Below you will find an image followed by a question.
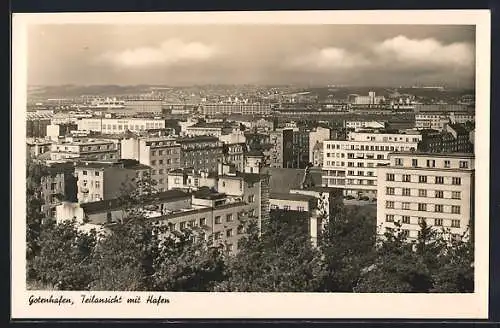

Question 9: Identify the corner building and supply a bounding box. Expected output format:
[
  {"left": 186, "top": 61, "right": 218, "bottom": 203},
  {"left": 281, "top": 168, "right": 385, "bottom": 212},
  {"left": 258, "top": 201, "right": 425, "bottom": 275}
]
[{"left": 376, "top": 152, "right": 474, "bottom": 241}]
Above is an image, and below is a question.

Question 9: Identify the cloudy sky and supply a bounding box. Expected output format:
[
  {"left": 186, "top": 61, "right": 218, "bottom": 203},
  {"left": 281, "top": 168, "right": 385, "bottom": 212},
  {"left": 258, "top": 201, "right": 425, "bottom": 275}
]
[{"left": 27, "top": 24, "right": 475, "bottom": 87}]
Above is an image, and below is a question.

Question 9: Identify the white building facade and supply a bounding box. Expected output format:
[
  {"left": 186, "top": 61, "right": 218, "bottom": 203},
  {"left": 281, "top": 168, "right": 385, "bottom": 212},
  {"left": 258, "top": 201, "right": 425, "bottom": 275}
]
[
  {"left": 376, "top": 152, "right": 474, "bottom": 241},
  {"left": 77, "top": 118, "right": 166, "bottom": 134},
  {"left": 322, "top": 130, "right": 422, "bottom": 198}
]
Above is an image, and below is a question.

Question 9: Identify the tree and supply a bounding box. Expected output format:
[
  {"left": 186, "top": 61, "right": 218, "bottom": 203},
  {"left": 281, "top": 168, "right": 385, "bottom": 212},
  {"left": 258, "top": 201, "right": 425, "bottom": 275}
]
[
  {"left": 27, "top": 219, "right": 97, "bottom": 290},
  {"left": 26, "top": 161, "right": 49, "bottom": 261},
  {"left": 215, "top": 209, "right": 326, "bottom": 292},
  {"left": 319, "top": 200, "right": 377, "bottom": 292}
]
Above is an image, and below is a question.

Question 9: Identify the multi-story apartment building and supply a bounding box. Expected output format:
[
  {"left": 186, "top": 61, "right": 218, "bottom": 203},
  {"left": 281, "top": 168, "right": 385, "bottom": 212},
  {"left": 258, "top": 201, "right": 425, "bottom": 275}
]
[
  {"left": 75, "top": 159, "right": 151, "bottom": 203},
  {"left": 269, "top": 130, "right": 284, "bottom": 168},
  {"left": 309, "top": 127, "right": 331, "bottom": 165},
  {"left": 40, "top": 162, "right": 78, "bottom": 218},
  {"left": 223, "top": 143, "right": 246, "bottom": 172},
  {"left": 50, "top": 138, "right": 120, "bottom": 161},
  {"left": 177, "top": 136, "right": 224, "bottom": 173},
  {"left": 124, "top": 99, "right": 163, "bottom": 115},
  {"left": 121, "top": 136, "right": 181, "bottom": 191},
  {"left": 377, "top": 152, "right": 474, "bottom": 241},
  {"left": 77, "top": 117, "right": 166, "bottom": 134},
  {"left": 322, "top": 130, "right": 422, "bottom": 198},
  {"left": 418, "top": 124, "right": 474, "bottom": 154},
  {"left": 167, "top": 169, "right": 218, "bottom": 191}
]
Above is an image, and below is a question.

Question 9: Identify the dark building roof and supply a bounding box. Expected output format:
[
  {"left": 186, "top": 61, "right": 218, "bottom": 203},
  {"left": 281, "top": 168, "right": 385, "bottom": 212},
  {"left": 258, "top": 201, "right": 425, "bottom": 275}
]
[
  {"left": 80, "top": 189, "right": 190, "bottom": 214},
  {"left": 261, "top": 167, "right": 323, "bottom": 193},
  {"left": 270, "top": 192, "right": 316, "bottom": 202},
  {"left": 177, "top": 135, "right": 220, "bottom": 143}
]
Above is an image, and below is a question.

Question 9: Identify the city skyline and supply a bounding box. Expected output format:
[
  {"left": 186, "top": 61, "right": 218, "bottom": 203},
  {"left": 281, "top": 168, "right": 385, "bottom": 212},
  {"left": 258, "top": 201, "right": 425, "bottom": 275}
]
[{"left": 28, "top": 24, "right": 475, "bottom": 88}]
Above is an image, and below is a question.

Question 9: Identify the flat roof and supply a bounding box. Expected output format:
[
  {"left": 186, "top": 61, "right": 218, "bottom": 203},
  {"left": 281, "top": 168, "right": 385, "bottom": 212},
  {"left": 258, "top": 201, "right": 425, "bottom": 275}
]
[{"left": 270, "top": 193, "right": 316, "bottom": 202}]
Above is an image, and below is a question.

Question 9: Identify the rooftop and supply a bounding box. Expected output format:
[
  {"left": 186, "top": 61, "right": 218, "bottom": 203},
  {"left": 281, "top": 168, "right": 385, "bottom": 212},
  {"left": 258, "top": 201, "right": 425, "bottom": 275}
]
[
  {"left": 270, "top": 192, "right": 317, "bottom": 202},
  {"left": 261, "top": 167, "right": 323, "bottom": 193}
]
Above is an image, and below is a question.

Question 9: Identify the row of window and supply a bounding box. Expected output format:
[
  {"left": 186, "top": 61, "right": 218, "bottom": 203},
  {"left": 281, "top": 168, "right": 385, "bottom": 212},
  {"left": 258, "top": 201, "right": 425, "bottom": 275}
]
[
  {"left": 102, "top": 123, "right": 163, "bottom": 131},
  {"left": 385, "top": 201, "right": 461, "bottom": 214},
  {"left": 385, "top": 215, "right": 462, "bottom": 228},
  {"left": 385, "top": 187, "right": 461, "bottom": 199},
  {"left": 151, "top": 149, "right": 179, "bottom": 156},
  {"left": 394, "top": 158, "right": 470, "bottom": 169},
  {"left": 326, "top": 143, "right": 417, "bottom": 151},
  {"left": 270, "top": 204, "right": 306, "bottom": 211},
  {"left": 386, "top": 174, "right": 462, "bottom": 185},
  {"left": 81, "top": 170, "right": 100, "bottom": 176}
]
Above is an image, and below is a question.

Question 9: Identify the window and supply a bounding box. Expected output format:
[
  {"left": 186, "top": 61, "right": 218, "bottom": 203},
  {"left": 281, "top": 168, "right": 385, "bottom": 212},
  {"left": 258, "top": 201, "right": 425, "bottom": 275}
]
[
  {"left": 434, "top": 218, "right": 443, "bottom": 226},
  {"left": 386, "top": 187, "right": 395, "bottom": 195},
  {"left": 226, "top": 229, "right": 233, "bottom": 237},
  {"left": 451, "top": 219, "right": 461, "bottom": 228},
  {"left": 386, "top": 173, "right": 395, "bottom": 181},
  {"left": 418, "top": 203, "right": 427, "bottom": 211},
  {"left": 386, "top": 201, "right": 394, "bottom": 209},
  {"left": 385, "top": 214, "right": 394, "bottom": 222},
  {"left": 418, "top": 189, "right": 427, "bottom": 197},
  {"left": 95, "top": 181, "right": 100, "bottom": 188},
  {"left": 214, "top": 232, "right": 222, "bottom": 240},
  {"left": 444, "top": 160, "right": 451, "bottom": 168},
  {"left": 106, "top": 212, "right": 112, "bottom": 222},
  {"left": 283, "top": 205, "right": 290, "bottom": 211},
  {"left": 82, "top": 170, "right": 87, "bottom": 176},
  {"left": 180, "top": 222, "right": 186, "bottom": 230},
  {"left": 159, "top": 160, "right": 164, "bottom": 165},
  {"left": 199, "top": 218, "right": 206, "bottom": 226},
  {"left": 189, "top": 219, "right": 196, "bottom": 227},
  {"left": 451, "top": 206, "right": 461, "bottom": 214},
  {"left": 402, "top": 174, "right": 411, "bottom": 182},
  {"left": 435, "top": 176, "right": 444, "bottom": 184},
  {"left": 402, "top": 202, "right": 410, "bottom": 210},
  {"left": 395, "top": 158, "right": 403, "bottom": 166},
  {"left": 402, "top": 229, "right": 410, "bottom": 238},
  {"left": 435, "top": 190, "right": 444, "bottom": 198},
  {"left": 452, "top": 191, "right": 461, "bottom": 199},
  {"left": 459, "top": 161, "right": 469, "bottom": 168},
  {"left": 402, "top": 188, "right": 411, "bottom": 196},
  {"left": 151, "top": 160, "right": 156, "bottom": 165},
  {"left": 418, "top": 217, "right": 427, "bottom": 225},
  {"left": 435, "top": 204, "right": 444, "bottom": 213},
  {"left": 226, "top": 214, "right": 233, "bottom": 222},
  {"left": 226, "top": 244, "right": 234, "bottom": 252},
  {"left": 95, "top": 171, "right": 100, "bottom": 176},
  {"left": 248, "top": 195, "right": 255, "bottom": 203},
  {"left": 215, "top": 216, "right": 221, "bottom": 224},
  {"left": 427, "top": 160, "right": 436, "bottom": 168},
  {"left": 412, "top": 159, "right": 418, "bottom": 167},
  {"left": 452, "top": 177, "right": 462, "bottom": 185},
  {"left": 419, "top": 175, "right": 427, "bottom": 183},
  {"left": 402, "top": 216, "right": 410, "bottom": 224},
  {"left": 297, "top": 206, "right": 305, "bottom": 211}
]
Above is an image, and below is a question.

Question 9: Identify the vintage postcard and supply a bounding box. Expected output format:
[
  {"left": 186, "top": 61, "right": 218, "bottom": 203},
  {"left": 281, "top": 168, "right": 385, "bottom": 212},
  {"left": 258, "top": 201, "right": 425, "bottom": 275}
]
[{"left": 11, "top": 10, "right": 490, "bottom": 319}]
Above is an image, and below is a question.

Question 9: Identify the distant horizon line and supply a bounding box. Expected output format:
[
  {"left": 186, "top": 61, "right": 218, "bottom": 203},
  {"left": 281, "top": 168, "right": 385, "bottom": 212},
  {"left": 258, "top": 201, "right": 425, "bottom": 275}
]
[{"left": 28, "top": 83, "right": 475, "bottom": 90}]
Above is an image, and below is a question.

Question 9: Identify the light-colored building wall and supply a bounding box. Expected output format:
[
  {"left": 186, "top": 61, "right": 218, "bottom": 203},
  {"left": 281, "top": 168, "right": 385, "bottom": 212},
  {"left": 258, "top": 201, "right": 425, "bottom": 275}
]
[
  {"left": 77, "top": 118, "right": 166, "bottom": 134},
  {"left": 309, "top": 127, "right": 331, "bottom": 164},
  {"left": 376, "top": 152, "right": 474, "bottom": 241},
  {"left": 322, "top": 131, "right": 422, "bottom": 197}
]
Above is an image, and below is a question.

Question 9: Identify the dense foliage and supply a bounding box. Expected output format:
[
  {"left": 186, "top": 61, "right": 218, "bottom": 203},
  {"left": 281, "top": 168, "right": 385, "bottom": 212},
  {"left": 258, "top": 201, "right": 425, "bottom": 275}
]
[{"left": 26, "top": 165, "right": 473, "bottom": 292}]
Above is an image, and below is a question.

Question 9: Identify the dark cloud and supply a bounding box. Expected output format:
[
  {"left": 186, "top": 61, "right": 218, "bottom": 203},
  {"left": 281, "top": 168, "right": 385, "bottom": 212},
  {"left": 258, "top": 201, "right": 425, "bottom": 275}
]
[{"left": 28, "top": 24, "right": 475, "bottom": 87}]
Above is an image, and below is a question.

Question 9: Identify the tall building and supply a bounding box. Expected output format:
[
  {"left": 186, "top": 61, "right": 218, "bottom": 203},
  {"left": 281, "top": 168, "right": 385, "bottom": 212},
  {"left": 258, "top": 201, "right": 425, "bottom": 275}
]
[
  {"left": 309, "top": 127, "right": 331, "bottom": 165},
  {"left": 269, "top": 130, "right": 283, "bottom": 168},
  {"left": 50, "top": 138, "right": 120, "bottom": 161},
  {"left": 223, "top": 143, "right": 246, "bottom": 172},
  {"left": 40, "top": 162, "right": 78, "bottom": 218},
  {"left": 26, "top": 112, "right": 52, "bottom": 138},
  {"left": 377, "top": 152, "right": 474, "bottom": 241},
  {"left": 75, "top": 159, "right": 151, "bottom": 203},
  {"left": 121, "top": 136, "right": 181, "bottom": 191},
  {"left": 177, "top": 136, "right": 224, "bottom": 173},
  {"left": 322, "top": 129, "right": 422, "bottom": 198}
]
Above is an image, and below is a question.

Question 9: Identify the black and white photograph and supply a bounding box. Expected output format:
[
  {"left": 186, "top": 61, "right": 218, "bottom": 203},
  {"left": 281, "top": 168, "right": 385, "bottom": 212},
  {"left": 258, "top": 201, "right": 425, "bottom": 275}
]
[{"left": 11, "top": 10, "right": 491, "bottom": 319}]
